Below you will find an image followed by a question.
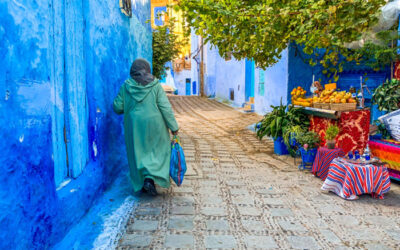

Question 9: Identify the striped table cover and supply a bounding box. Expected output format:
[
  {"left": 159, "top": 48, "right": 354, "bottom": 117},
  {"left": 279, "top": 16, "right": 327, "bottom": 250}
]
[
  {"left": 312, "top": 147, "right": 345, "bottom": 180},
  {"left": 321, "top": 158, "right": 391, "bottom": 200}
]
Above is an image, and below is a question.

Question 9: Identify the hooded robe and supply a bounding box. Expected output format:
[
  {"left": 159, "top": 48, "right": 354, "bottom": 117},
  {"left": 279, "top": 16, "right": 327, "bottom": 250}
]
[{"left": 113, "top": 77, "right": 179, "bottom": 192}]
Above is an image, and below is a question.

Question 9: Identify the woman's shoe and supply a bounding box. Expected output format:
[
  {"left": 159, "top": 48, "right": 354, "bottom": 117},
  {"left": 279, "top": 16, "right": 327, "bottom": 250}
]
[{"left": 143, "top": 178, "right": 158, "bottom": 196}]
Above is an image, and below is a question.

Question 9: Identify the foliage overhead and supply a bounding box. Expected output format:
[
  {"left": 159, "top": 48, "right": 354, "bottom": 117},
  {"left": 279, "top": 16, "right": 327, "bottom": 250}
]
[
  {"left": 152, "top": 18, "right": 186, "bottom": 79},
  {"left": 352, "top": 30, "right": 400, "bottom": 73},
  {"left": 177, "top": 0, "right": 386, "bottom": 79}
]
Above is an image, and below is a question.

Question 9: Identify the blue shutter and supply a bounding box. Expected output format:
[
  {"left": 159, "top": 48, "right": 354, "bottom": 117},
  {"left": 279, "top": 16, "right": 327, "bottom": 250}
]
[{"left": 65, "top": 0, "right": 89, "bottom": 178}]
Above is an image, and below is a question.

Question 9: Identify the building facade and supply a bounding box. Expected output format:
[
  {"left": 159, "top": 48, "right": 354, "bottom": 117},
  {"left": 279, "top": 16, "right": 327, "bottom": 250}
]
[
  {"left": 151, "top": 0, "right": 198, "bottom": 96},
  {"left": 0, "top": 0, "right": 152, "bottom": 248},
  {"left": 196, "top": 42, "right": 389, "bottom": 119}
]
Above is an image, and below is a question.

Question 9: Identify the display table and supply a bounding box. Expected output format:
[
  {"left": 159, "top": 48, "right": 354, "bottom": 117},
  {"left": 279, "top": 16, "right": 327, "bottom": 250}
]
[
  {"left": 321, "top": 158, "right": 391, "bottom": 200},
  {"left": 312, "top": 147, "right": 345, "bottom": 180},
  {"left": 309, "top": 109, "right": 370, "bottom": 153},
  {"left": 369, "top": 139, "right": 400, "bottom": 181}
]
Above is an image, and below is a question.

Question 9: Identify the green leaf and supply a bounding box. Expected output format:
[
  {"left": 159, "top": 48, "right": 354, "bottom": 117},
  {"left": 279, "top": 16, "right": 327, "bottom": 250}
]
[{"left": 176, "top": 0, "right": 385, "bottom": 71}]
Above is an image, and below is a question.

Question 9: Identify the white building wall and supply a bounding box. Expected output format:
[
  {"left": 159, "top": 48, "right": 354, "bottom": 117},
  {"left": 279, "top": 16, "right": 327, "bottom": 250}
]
[
  {"left": 190, "top": 37, "right": 289, "bottom": 112},
  {"left": 215, "top": 56, "right": 246, "bottom": 107}
]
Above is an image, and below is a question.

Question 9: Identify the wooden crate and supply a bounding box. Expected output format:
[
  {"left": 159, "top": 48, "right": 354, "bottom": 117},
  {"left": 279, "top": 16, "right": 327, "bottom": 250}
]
[
  {"left": 313, "top": 103, "right": 322, "bottom": 109},
  {"left": 320, "top": 103, "right": 331, "bottom": 110},
  {"left": 330, "top": 103, "right": 357, "bottom": 111}
]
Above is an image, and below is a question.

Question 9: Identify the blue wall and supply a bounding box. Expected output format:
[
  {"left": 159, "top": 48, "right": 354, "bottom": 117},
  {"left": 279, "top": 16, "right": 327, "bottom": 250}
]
[
  {"left": 254, "top": 49, "right": 289, "bottom": 114},
  {"left": 206, "top": 46, "right": 289, "bottom": 112},
  {"left": 208, "top": 46, "right": 246, "bottom": 106},
  {"left": 0, "top": 0, "right": 152, "bottom": 249},
  {"left": 287, "top": 44, "right": 327, "bottom": 104}
]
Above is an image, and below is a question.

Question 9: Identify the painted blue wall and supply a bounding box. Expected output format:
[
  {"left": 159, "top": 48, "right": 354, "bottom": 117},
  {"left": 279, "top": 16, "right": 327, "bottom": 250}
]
[
  {"left": 207, "top": 46, "right": 246, "bottom": 106},
  {"left": 0, "top": 0, "right": 152, "bottom": 249},
  {"left": 174, "top": 69, "right": 191, "bottom": 95},
  {"left": 254, "top": 49, "right": 289, "bottom": 114},
  {"left": 206, "top": 46, "right": 288, "bottom": 112},
  {"left": 287, "top": 44, "right": 327, "bottom": 104}
]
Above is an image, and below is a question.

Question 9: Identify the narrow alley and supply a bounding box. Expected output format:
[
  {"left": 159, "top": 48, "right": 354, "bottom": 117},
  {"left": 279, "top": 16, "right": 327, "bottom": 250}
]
[{"left": 117, "top": 96, "right": 400, "bottom": 249}]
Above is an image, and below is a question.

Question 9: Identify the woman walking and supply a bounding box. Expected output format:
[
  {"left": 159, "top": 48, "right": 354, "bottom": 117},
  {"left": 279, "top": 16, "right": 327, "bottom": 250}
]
[{"left": 113, "top": 59, "right": 179, "bottom": 196}]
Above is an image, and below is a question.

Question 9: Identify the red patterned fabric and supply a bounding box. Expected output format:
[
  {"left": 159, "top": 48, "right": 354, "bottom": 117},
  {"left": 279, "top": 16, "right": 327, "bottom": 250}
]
[
  {"left": 395, "top": 61, "right": 400, "bottom": 80},
  {"left": 310, "top": 110, "right": 370, "bottom": 153}
]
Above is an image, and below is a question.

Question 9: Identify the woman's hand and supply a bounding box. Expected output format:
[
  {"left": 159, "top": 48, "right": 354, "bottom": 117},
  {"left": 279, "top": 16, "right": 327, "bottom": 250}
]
[{"left": 172, "top": 130, "right": 179, "bottom": 136}]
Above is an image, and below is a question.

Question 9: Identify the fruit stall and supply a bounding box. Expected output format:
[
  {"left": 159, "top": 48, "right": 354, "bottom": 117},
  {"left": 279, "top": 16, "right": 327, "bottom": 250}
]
[
  {"left": 256, "top": 81, "right": 395, "bottom": 199},
  {"left": 290, "top": 85, "right": 370, "bottom": 153},
  {"left": 257, "top": 78, "right": 399, "bottom": 182},
  {"left": 289, "top": 79, "right": 400, "bottom": 181}
]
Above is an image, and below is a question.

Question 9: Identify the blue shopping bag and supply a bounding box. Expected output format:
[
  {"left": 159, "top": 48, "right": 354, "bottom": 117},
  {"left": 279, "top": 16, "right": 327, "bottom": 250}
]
[{"left": 170, "top": 136, "right": 187, "bottom": 186}]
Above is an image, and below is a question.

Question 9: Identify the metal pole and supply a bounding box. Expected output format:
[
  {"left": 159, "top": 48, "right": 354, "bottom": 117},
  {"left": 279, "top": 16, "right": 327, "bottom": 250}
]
[{"left": 200, "top": 36, "right": 205, "bottom": 97}]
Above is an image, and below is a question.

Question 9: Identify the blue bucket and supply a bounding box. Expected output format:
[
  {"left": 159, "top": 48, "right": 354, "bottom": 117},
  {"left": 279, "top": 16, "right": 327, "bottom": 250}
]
[
  {"left": 300, "top": 147, "right": 317, "bottom": 165},
  {"left": 289, "top": 133, "right": 297, "bottom": 147},
  {"left": 274, "top": 137, "right": 289, "bottom": 155}
]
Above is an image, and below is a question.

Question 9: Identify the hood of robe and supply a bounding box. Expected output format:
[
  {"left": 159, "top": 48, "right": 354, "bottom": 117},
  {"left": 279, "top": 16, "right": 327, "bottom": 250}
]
[{"left": 124, "top": 78, "right": 159, "bottom": 102}]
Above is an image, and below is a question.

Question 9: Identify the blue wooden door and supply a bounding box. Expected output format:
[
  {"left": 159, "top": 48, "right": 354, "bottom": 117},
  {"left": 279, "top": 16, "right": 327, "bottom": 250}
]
[
  {"left": 52, "top": 0, "right": 89, "bottom": 186},
  {"left": 192, "top": 81, "right": 197, "bottom": 95},
  {"left": 245, "top": 59, "right": 255, "bottom": 101},
  {"left": 185, "top": 78, "right": 191, "bottom": 95}
]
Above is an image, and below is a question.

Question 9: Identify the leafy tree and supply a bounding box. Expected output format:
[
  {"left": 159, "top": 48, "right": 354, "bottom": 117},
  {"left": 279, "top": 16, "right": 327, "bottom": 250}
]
[
  {"left": 152, "top": 18, "right": 186, "bottom": 79},
  {"left": 352, "top": 29, "right": 400, "bottom": 77},
  {"left": 177, "top": 0, "right": 386, "bottom": 80}
]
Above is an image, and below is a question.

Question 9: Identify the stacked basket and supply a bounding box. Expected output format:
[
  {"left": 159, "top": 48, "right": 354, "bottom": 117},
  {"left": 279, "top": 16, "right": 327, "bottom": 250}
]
[{"left": 313, "top": 102, "right": 356, "bottom": 111}]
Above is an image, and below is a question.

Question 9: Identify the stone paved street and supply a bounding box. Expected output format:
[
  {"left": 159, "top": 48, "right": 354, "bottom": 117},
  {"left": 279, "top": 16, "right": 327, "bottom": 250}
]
[{"left": 118, "top": 96, "right": 400, "bottom": 249}]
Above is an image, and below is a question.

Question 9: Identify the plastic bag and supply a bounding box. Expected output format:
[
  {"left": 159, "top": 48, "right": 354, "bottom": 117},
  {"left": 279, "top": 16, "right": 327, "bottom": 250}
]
[
  {"left": 170, "top": 136, "right": 187, "bottom": 186},
  {"left": 379, "top": 109, "right": 400, "bottom": 142},
  {"left": 345, "top": 0, "right": 400, "bottom": 49},
  {"left": 378, "top": 0, "right": 400, "bottom": 31}
]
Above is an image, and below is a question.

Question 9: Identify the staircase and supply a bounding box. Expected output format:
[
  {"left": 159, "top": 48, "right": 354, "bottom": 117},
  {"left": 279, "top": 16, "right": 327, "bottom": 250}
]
[{"left": 241, "top": 97, "right": 255, "bottom": 112}]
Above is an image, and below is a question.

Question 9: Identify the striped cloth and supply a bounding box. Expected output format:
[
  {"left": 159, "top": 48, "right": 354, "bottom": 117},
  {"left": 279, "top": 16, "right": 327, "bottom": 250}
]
[
  {"left": 312, "top": 147, "right": 345, "bottom": 180},
  {"left": 321, "top": 158, "right": 391, "bottom": 200},
  {"left": 369, "top": 139, "right": 400, "bottom": 172}
]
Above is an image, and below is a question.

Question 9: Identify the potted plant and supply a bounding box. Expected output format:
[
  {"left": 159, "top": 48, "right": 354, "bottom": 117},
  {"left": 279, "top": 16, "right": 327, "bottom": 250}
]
[
  {"left": 325, "top": 125, "right": 340, "bottom": 149},
  {"left": 295, "top": 131, "right": 320, "bottom": 169},
  {"left": 256, "top": 100, "right": 310, "bottom": 155},
  {"left": 256, "top": 102, "right": 289, "bottom": 155},
  {"left": 283, "top": 125, "right": 305, "bottom": 156},
  {"left": 371, "top": 120, "right": 392, "bottom": 140}
]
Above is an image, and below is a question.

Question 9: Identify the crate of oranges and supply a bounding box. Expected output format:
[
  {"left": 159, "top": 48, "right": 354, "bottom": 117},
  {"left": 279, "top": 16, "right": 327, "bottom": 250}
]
[{"left": 313, "top": 89, "right": 357, "bottom": 111}]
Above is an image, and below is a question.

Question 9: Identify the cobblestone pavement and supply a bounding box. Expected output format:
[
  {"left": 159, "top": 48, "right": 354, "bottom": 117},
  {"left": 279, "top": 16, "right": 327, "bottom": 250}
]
[{"left": 118, "top": 96, "right": 400, "bottom": 249}]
